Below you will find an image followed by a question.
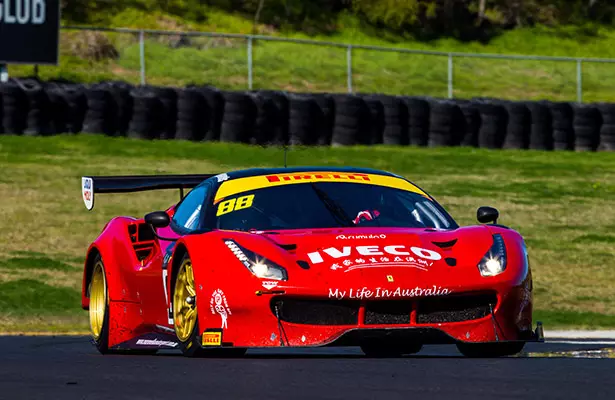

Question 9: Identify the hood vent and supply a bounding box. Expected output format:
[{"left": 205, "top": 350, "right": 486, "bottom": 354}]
[
  {"left": 431, "top": 239, "right": 458, "bottom": 249},
  {"left": 276, "top": 243, "right": 297, "bottom": 251}
]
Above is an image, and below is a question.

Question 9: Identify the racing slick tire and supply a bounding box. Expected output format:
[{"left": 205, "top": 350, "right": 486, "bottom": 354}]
[
  {"left": 360, "top": 341, "right": 423, "bottom": 358},
  {"left": 89, "top": 255, "right": 111, "bottom": 354},
  {"left": 456, "top": 342, "right": 525, "bottom": 358},
  {"left": 172, "top": 253, "right": 247, "bottom": 358}
]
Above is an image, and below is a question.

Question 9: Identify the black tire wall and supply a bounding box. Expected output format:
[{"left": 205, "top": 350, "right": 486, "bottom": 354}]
[{"left": 1, "top": 78, "right": 614, "bottom": 152}]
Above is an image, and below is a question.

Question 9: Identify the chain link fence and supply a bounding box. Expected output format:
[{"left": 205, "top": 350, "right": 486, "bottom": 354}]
[{"left": 9, "top": 26, "right": 615, "bottom": 103}]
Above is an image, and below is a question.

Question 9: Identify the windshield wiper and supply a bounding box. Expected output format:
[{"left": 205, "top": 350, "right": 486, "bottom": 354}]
[{"left": 310, "top": 183, "right": 355, "bottom": 227}]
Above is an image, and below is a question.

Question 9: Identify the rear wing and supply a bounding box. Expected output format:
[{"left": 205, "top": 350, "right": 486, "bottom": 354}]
[{"left": 81, "top": 174, "right": 218, "bottom": 210}]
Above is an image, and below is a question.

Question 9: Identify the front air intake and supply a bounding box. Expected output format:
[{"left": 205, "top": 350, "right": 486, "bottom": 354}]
[
  {"left": 271, "top": 298, "right": 359, "bottom": 325},
  {"left": 416, "top": 293, "right": 497, "bottom": 324}
]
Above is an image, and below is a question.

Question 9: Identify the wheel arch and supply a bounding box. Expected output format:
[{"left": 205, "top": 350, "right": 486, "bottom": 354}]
[
  {"left": 81, "top": 246, "right": 102, "bottom": 310},
  {"left": 169, "top": 242, "right": 190, "bottom": 300}
]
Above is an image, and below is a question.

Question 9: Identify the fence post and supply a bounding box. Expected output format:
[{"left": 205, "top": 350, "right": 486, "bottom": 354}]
[
  {"left": 576, "top": 59, "right": 583, "bottom": 103},
  {"left": 447, "top": 53, "right": 454, "bottom": 99},
  {"left": 347, "top": 45, "right": 353, "bottom": 94},
  {"left": 247, "top": 36, "right": 254, "bottom": 90},
  {"left": 139, "top": 30, "right": 146, "bottom": 85}
]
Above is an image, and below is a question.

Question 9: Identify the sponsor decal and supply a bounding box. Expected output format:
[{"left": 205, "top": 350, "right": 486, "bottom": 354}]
[
  {"left": 265, "top": 172, "right": 371, "bottom": 183},
  {"left": 82, "top": 177, "right": 94, "bottom": 210},
  {"left": 336, "top": 234, "right": 387, "bottom": 240},
  {"left": 213, "top": 171, "right": 428, "bottom": 202},
  {"left": 214, "top": 173, "right": 230, "bottom": 183},
  {"left": 136, "top": 339, "right": 178, "bottom": 348},
  {"left": 387, "top": 275, "right": 394, "bottom": 282},
  {"left": 210, "top": 289, "right": 232, "bottom": 329},
  {"left": 328, "top": 285, "right": 451, "bottom": 300},
  {"left": 307, "top": 245, "right": 442, "bottom": 272},
  {"left": 202, "top": 331, "right": 222, "bottom": 346},
  {"left": 261, "top": 280, "right": 278, "bottom": 290}
]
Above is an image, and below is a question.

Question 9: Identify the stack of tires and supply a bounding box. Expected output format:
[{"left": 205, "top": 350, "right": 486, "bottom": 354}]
[
  {"left": 220, "top": 91, "right": 256, "bottom": 144},
  {"left": 405, "top": 97, "right": 430, "bottom": 146},
  {"left": 83, "top": 84, "right": 118, "bottom": 136},
  {"left": 128, "top": 86, "right": 164, "bottom": 140},
  {"left": 573, "top": 104, "right": 601, "bottom": 151},
  {"left": 597, "top": 103, "right": 615, "bottom": 151},
  {"left": 176, "top": 87, "right": 209, "bottom": 141},
  {"left": 331, "top": 94, "right": 371, "bottom": 146},
  {"left": 0, "top": 81, "right": 28, "bottom": 135},
  {"left": 475, "top": 99, "right": 507, "bottom": 149}
]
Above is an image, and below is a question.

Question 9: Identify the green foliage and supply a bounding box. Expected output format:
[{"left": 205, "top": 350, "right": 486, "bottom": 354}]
[{"left": 60, "top": 0, "right": 615, "bottom": 39}]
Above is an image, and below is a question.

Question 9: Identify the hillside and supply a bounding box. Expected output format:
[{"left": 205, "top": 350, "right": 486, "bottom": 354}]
[{"left": 9, "top": 6, "right": 615, "bottom": 101}]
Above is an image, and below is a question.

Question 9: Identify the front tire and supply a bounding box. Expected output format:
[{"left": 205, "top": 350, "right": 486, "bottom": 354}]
[
  {"left": 456, "top": 342, "right": 526, "bottom": 358},
  {"left": 172, "top": 253, "right": 246, "bottom": 358}
]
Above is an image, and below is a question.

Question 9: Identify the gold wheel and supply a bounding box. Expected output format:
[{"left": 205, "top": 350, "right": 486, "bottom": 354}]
[
  {"left": 173, "top": 257, "right": 197, "bottom": 343},
  {"left": 89, "top": 260, "right": 107, "bottom": 341}
]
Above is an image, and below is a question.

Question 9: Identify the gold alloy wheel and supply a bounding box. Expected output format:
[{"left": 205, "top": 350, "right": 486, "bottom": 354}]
[
  {"left": 89, "top": 260, "right": 107, "bottom": 341},
  {"left": 173, "top": 258, "right": 197, "bottom": 343}
]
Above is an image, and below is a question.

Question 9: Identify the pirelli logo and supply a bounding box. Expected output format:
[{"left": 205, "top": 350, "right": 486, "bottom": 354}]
[
  {"left": 202, "top": 331, "right": 222, "bottom": 346},
  {"left": 265, "top": 172, "right": 371, "bottom": 183}
]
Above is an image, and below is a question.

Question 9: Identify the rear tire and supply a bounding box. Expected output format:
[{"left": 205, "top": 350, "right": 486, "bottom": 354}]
[
  {"left": 456, "top": 342, "right": 525, "bottom": 358},
  {"left": 89, "top": 256, "right": 110, "bottom": 354},
  {"left": 173, "top": 253, "right": 246, "bottom": 358},
  {"left": 360, "top": 341, "right": 422, "bottom": 358}
]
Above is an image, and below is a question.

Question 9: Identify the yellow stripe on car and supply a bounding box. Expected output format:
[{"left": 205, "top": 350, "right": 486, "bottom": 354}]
[{"left": 214, "top": 171, "right": 427, "bottom": 202}]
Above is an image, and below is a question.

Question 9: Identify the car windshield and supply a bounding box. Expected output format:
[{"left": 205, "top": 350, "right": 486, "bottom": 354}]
[{"left": 210, "top": 178, "right": 456, "bottom": 232}]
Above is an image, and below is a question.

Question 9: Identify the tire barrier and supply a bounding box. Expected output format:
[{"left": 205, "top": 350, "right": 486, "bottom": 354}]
[
  {"left": 503, "top": 101, "right": 530, "bottom": 149},
  {"left": 572, "top": 104, "right": 602, "bottom": 151},
  {"left": 331, "top": 94, "right": 371, "bottom": 146},
  {"left": 475, "top": 100, "right": 507, "bottom": 149},
  {"left": 0, "top": 78, "right": 614, "bottom": 151},
  {"left": 220, "top": 91, "right": 257, "bottom": 144},
  {"left": 405, "top": 97, "right": 430, "bottom": 147},
  {"left": 176, "top": 88, "right": 209, "bottom": 141},
  {"left": 128, "top": 87, "right": 164, "bottom": 140}
]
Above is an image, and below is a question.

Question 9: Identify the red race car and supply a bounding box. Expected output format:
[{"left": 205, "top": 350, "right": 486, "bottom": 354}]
[{"left": 81, "top": 167, "right": 544, "bottom": 357}]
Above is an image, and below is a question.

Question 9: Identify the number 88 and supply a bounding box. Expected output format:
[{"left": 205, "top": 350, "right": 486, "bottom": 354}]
[{"left": 216, "top": 194, "right": 255, "bottom": 216}]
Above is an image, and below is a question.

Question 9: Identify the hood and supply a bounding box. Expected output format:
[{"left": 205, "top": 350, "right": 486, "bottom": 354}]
[{"left": 254, "top": 226, "right": 494, "bottom": 274}]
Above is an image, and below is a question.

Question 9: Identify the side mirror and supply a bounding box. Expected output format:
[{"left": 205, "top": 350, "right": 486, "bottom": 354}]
[
  {"left": 477, "top": 206, "right": 499, "bottom": 224},
  {"left": 145, "top": 211, "right": 171, "bottom": 228}
]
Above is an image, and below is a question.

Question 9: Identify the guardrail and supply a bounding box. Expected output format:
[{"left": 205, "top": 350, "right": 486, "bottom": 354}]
[{"left": 61, "top": 25, "right": 615, "bottom": 103}]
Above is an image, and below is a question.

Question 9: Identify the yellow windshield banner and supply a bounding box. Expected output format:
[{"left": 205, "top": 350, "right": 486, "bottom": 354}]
[{"left": 214, "top": 171, "right": 427, "bottom": 202}]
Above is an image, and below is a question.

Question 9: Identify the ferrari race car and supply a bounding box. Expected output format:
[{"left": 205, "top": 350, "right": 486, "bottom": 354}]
[{"left": 81, "top": 167, "right": 544, "bottom": 358}]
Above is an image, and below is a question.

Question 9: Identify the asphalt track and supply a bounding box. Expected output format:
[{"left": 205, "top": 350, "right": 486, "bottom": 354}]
[{"left": 2, "top": 336, "right": 615, "bottom": 400}]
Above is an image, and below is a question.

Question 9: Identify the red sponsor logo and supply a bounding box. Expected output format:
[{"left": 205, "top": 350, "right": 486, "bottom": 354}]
[{"left": 266, "top": 172, "right": 371, "bottom": 183}]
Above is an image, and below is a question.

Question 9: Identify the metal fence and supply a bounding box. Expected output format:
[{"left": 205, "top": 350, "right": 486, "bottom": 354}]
[{"left": 59, "top": 25, "right": 615, "bottom": 103}]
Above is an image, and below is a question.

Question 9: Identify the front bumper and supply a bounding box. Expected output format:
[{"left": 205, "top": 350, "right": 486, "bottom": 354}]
[{"left": 196, "top": 282, "right": 538, "bottom": 349}]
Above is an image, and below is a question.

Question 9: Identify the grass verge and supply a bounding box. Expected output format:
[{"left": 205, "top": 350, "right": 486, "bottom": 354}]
[{"left": 0, "top": 134, "right": 614, "bottom": 332}]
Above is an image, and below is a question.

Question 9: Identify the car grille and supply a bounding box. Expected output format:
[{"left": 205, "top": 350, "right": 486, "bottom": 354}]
[
  {"left": 271, "top": 293, "right": 497, "bottom": 326},
  {"left": 416, "top": 293, "right": 497, "bottom": 324},
  {"left": 364, "top": 300, "right": 412, "bottom": 325},
  {"left": 271, "top": 298, "right": 360, "bottom": 325}
]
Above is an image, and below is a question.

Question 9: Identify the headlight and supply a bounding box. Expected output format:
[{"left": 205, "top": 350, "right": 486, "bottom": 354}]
[
  {"left": 478, "top": 234, "right": 507, "bottom": 277},
  {"left": 224, "top": 239, "right": 288, "bottom": 281}
]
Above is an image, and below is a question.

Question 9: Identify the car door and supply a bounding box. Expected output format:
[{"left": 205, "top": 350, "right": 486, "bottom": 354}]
[{"left": 138, "top": 182, "right": 213, "bottom": 328}]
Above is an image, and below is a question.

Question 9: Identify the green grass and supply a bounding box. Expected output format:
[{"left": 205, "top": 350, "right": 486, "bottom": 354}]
[
  {"left": 0, "top": 134, "right": 614, "bottom": 332},
  {"left": 9, "top": 11, "right": 615, "bottom": 101}
]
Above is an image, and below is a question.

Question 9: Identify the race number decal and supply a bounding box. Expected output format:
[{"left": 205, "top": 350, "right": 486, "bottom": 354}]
[{"left": 216, "top": 194, "right": 255, "bottom": 216}]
